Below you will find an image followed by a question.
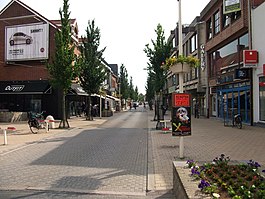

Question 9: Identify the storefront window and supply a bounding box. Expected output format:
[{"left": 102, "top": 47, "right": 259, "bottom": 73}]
[{"left": 259, "top": 77, "right": 265, "bottom": 121}]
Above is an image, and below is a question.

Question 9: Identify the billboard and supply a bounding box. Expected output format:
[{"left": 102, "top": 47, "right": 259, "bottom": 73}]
[
  {"left": 223, "top": 0, "right": 241, "bottom": 14},
  {"left": 5, "top": 23, "right": 49, "bottom": 61}
]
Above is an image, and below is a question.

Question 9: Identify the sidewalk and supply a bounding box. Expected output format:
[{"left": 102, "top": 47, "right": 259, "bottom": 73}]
[
  {"left": 0, "top": 117, "right": 107, "bottom": 155},
  {"left": 148, "top": 110, "right": 265, "bottom": 192}
]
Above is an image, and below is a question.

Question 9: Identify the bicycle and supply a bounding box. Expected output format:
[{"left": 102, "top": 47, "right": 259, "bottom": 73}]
[
  {"left": 232, "top": 113, "right": 242, "bottom": 129},
  {"left": 27, "top": 111, "right": 49, "bottom": 134}
]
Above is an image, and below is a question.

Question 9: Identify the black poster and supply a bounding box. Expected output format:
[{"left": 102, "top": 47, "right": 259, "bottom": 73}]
[{"left": 171, "top": 107, "right": 191, "bottom": 136}]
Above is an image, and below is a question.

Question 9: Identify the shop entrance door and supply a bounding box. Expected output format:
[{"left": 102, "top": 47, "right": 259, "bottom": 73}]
[{"left": 218, "top": 86, "right": 250, "bottom": 124}]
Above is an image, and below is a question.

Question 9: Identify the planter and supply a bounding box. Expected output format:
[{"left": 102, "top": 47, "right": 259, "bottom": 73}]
[
  {"left": 173, "top": 161, "right": 211, "bottom": 199},
  {"left": 169, "top": 63, "right": 191, "bottom": 74}
]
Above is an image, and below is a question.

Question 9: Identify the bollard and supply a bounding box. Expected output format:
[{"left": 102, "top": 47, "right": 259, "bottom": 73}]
[{"left": 3, "top": 129, "right": 7, "bottom": 145}]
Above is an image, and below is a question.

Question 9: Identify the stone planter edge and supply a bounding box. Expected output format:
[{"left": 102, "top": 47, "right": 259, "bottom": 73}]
[{"left": 173, "top": 161, "right": 211, "bottom": 199}]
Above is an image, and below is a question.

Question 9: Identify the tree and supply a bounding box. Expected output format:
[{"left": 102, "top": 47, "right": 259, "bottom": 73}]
[
  {"left": 129, "top": 76, "right": 135, "bottom": 100},
  {"left": 144, "top": 24, "right": 172, "bottom": 93},
  {"left": 78, "top": 19, "right": 106, "bottom": 120},
  {"left": 144, "top": 24, "right": 172, "bottom": 122},
  {"left": 47, "top": 0, "right": 76, "bottom": 128},
  {"left": 119, "top": 64, "right": 129, "bottom": 101}
]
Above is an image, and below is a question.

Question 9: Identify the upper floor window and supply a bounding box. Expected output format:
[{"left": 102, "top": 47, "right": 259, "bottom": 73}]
[
  {"left": 190, "top": 34, "right": 197, "bottom": 53},
  {"left": 207, "top": 19, "right": 212, "bottom": 40},
  {"left": 231, "top": 11, "right": 241, "bottom": 22},
  {"left": 222, "top": 14, "right": 231, "bottom": 28},
  {"left": 214, "top": 11, "right": 220, "bottom": 34}
]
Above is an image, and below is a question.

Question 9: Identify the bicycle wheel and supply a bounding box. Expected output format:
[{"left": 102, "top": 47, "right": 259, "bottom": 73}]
[
  {"left": 29, "top": 120, "right": 39, "bottom": 134},
  {"left": 236, "top": 117, "right": 242, "bottom": 129},
  {"left": 30, "top": 125, "right": 39, "bottom": 134}
]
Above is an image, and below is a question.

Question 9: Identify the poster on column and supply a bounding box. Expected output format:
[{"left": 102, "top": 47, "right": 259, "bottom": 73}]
[{"left": 171, "top": 93, "right": 191, "bottom": 136}]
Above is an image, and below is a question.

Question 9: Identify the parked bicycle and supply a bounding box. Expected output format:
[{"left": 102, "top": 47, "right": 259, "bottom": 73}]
[
  {"left": 232, "top": 113, "right": 242, "bottom": 129},
  {"left": 27, "top": 111, "right": 49, "bottom": 134},
  {"left": 223, "top": 108, "right": 243, "bottom": 129}
]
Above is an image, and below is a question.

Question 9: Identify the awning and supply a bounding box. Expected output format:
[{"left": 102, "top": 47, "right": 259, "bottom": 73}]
[
  {"left": 106, "top": 94, "right": 120, "bottom": 101},
  {"left": 70, "top": 84, "right": 88, "bottom": 96},
  {"left": 0, "top": 81, "right": 51, "bottom": 94}
]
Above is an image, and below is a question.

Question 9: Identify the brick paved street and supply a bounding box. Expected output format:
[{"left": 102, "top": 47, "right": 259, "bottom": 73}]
[{"left": 0, "top": 108, "right": 265, "bottom": 198}]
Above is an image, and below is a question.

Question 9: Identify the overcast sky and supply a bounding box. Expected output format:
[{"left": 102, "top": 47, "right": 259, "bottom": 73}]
[{"left": 0, "top": 0, "right": 210, "bottom": 94}]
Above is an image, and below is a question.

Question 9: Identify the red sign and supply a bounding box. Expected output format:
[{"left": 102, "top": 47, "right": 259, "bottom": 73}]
[
  {"left": 172, "top": 93, "right": 190, "bottom": 107},
  {"left": 243, "top": 50, "right": 258, "bottom": 64}
]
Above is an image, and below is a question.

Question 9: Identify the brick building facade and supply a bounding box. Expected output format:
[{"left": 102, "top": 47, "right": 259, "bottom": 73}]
[{"left": 0, "top": 0, "right": 80, "bottom": 119}]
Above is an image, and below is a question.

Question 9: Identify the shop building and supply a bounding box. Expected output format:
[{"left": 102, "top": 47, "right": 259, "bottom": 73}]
[
  {"left": 200, "top": 0, "right": 252, "bottom": 124},
  {"left": 0, "top": 0, "right": 119, "bottom": 121},
  {"left": 252, "top": 0, "right": 265, "bottom": 124},
  {"left": 167, "top": 17, "right": 207, "bottom": 117}
]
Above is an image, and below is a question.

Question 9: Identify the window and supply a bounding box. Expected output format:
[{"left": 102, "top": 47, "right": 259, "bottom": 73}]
[
  {"left": 214, "top": 11, "right": 220, "bottom": 34},
  {"left": 231, "top": 11, "right": 241, "bottom": 22},
  {"left": 222, "top": 14, "right": 230, "bottom": 28},
  {"left": 190, "top": 34, "right": 197, "bottom": 53},
  {"left": 207, "top": 19, "right": 212, "bottom": 40}
]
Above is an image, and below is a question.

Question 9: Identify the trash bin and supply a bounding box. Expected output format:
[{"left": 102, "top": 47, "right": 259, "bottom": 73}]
[{"left": 46, "top": 115, "right": 55, "bottom": 129}]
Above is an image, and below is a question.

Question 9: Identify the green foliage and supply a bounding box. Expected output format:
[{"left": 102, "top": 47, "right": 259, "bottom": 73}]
[
  {"left": 78, "top": 19, "right": 106, "bottom": 95},
  {"left": 144, "top": 24, "right": 172, "bottom": 94},
  {"left": 47, "top": 0, "right": 76, "bottom": 93},
  {"left": 163, "top": 55, "right": 200, "bottom": 70},
  {"left": 119, "top": 64, "right": 129, "bottom": 100}
]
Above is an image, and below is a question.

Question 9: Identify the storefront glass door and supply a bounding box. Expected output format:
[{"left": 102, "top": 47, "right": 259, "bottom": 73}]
[{"left": 217, "top": 85, "right": 250, "bottom": 124}]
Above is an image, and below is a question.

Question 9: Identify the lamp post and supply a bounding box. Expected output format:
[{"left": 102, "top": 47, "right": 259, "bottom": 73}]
[{"left": 178, "top": 0, "right": 184, "bottom": 159}]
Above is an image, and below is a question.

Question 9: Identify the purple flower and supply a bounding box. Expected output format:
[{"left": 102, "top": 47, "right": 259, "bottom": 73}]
[
  {"left": 198, "top": 180, "right": 211, "bottom": 190},
  {"left": 248, "top": 160, "right": 261, "bottom": 168},
  {"left": 191, "top": 167, "right": 200, "bottom": 176}
]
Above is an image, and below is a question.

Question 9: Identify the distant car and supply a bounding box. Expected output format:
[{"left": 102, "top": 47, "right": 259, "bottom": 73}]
[{"left": 9, "top": 32, "right": 33, "bottom": 46}]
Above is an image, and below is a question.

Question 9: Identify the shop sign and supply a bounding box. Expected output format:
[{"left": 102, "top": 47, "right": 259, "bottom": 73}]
[
  {"left": 171, "top": 93, "right": 191, "bottom": 136},
  {"left": 243, "top": 50, "right": 258, "bottom": 68},
  {"left": 200, "top": 44, "right": 206, "bottom": 71},
  {"left": 234, "top": 68, "right": 250, "bottom": 80},
  {"left": 4, "top": 85, "right": 25, "bottom": 92}
]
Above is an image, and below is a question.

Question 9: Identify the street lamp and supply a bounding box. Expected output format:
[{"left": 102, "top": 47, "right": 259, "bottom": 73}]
[{"left": 178, "top": 0, "right": 185, "bottom": 159}]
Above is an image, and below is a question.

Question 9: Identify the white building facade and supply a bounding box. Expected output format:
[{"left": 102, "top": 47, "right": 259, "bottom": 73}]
[{"left": 252, "top": 2, "right": 265, "bottom": 124}]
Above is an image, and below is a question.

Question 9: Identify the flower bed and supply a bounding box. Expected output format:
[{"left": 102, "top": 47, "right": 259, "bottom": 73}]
[{"left": 186, "top": 154, "right": 265, "bottom": 198}]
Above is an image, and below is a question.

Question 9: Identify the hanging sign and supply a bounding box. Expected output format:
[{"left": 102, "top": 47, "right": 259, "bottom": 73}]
[
  {"left": 243, "top": 50, "right": 258, "bottom": 68},
  {"left": 171, "top": 93, "right": 191, "bottom": 136}
]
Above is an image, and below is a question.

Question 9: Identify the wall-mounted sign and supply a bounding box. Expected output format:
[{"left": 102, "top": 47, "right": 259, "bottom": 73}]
[
  {"left": 5, "top": 23, "right": 49, "bottom": 61},
  {"left": 234, "top": 68, "right": 250, "bottom": 80},
  {"left": 200, "top": 44, "right": 206, "bottom": 71},
  {"left": 243, "top": 50, "right": 258, "bottom": 68},
  {"left": 223, "top": 0, "right": 241, "bottom": 14},
  {"left": 171, "top": 93, "right": 191, "bottom": 136}
]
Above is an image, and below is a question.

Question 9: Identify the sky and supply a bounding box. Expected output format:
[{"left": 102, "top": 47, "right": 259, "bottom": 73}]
[{"left": 0, "top": 0, "right": 210, "bottom": 94}]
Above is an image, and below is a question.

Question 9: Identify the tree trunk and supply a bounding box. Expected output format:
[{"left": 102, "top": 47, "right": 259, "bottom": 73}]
[
  {"left": 86, "top": 95, "right": 93, "bottom": 121},
  {"left": 59, "top": 89, "right": 69, "bottom": 128}
]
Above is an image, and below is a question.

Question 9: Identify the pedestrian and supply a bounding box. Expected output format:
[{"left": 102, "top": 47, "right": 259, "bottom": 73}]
[{"left": 194, "top": 101, "right": 199, "bottom": 118}]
